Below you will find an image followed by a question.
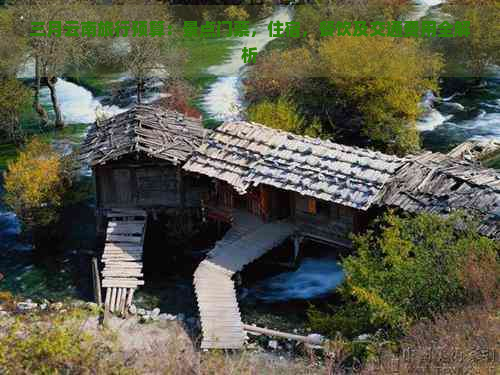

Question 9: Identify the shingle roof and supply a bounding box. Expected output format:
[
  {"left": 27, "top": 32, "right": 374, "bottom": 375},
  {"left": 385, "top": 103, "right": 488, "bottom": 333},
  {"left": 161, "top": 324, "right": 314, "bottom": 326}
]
[
  {"left": 379, "top": 152, "right": 500, "bottom": 239},
  {"left": 183, "top": 121, "right": 404, "bottom": 210},
  {"left": 81, "top": 104, "right": 208, "bottom": 166}
]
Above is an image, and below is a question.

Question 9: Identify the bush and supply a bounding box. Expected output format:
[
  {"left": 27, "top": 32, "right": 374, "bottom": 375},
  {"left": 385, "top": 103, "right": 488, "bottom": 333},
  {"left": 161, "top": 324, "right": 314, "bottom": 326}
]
[
  {"left": 0, "top": 311, "right": 129, "bottom": 375},
  {"left": 310, "top": 212, "right": 499, "bottom": 338},
  {"left": 3, "top": 138, "right": 72, "bottom": 247}
]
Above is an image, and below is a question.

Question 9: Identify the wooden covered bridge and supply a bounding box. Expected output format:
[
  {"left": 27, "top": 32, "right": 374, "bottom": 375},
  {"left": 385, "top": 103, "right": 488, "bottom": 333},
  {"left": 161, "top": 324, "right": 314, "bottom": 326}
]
[{"left": 81, "top": 104, "right": 500, "bottom": 348}]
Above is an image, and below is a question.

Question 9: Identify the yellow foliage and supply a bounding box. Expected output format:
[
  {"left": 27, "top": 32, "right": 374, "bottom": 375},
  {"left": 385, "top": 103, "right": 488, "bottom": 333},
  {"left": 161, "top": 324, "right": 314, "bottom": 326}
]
[
  {"left": 4, "top": 139, "right": 68, "bottom": 230},
  {"left": 224, "top": 5, "right": 249, "bottom": 21},
  {"left": 318, "top": 35, "right": 443, "bottom": 155}
]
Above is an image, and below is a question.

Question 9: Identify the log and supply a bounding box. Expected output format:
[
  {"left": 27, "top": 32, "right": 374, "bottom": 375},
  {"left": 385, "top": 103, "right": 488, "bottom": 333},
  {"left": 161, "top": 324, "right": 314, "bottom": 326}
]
[{"left": 242, "top": 324, "right": 325, "bottom": 346}]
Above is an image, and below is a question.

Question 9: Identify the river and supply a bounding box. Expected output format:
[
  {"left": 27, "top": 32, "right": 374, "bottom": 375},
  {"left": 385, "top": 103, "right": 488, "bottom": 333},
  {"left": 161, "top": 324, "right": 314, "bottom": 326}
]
[{"left": 1, "top": 2, "right": 499, "bottom": 304}]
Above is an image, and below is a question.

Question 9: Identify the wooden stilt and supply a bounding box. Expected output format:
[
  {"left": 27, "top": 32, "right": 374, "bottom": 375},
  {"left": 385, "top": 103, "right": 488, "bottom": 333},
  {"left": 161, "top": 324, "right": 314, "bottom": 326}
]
[
  {"left": 104, "top": 288, "right": 111, "bottom": 311},
  {"left": 116, "top": 288, "right": 123, "bottom": 313},
  {"left": 126, "top": 288, "right": 135, "bottom": 310},
  {"left": 110, "top": 288, "right": 117, "bottom": 313}
]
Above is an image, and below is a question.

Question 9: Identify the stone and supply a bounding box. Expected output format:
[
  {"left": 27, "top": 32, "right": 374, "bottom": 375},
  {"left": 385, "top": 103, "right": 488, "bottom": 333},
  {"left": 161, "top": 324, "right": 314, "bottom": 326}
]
[
  {"left": 51, "top": 302, "right": 63, "bottom": 311},
  {"left": 268, "top": 340, "right": 279, "bottom": 350},
  {"left": 17, "top": 301, "right": 38, "bottom": 311},
  {"left": 159, "top": 313, "right": 176, "bottom": 321},
  {"left": 356, "top": 334, "right": 371, "bottom": 341},
  {"left": 0, "top": 311, "right": 8, "bottom": 317},
  {"left": 306, "top": 334, "right": 325, "bottom": 346},
  {"left": 129, "top": 305, "right": 137, "bottom": 315},
  {"left": 40, "top": 303, "right": 48, "bottom": 311},
  {"left": 86, "top": 302, "right": 98, "bottom": 311},
  {"left": 137, "top": 308, "right": 146, "bottom": 316},
  {"left": 151, "top": 308, "right": 160, "bottom": 318}
]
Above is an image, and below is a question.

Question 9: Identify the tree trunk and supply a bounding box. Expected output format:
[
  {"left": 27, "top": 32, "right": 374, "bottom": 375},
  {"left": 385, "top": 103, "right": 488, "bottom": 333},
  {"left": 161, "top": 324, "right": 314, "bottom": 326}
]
[
  {"left": 33, "top": 57, "right": 49, "bottom": 125},
  {"left": 46, "top": 76, "right": 64, "bottom": 129}
]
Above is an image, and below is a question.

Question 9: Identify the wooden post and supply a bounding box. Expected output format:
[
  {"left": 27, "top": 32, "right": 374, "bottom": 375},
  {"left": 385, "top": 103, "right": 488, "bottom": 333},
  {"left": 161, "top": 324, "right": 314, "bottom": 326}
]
[
  {"left": 110, "top": 288, "right": 117, "bottom": 313},
  {"left": 92, "top": 258, "right": 103, "bottom": 307}
]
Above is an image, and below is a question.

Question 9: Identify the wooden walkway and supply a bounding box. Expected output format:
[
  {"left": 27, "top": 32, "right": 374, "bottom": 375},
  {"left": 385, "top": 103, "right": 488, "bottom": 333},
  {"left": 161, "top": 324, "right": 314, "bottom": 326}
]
[
  {"left": 102, "top": 209, "right": 147, "bottom": 314},
  {"left": 194, "top": 211, "right": 295, "bottom": 349}
]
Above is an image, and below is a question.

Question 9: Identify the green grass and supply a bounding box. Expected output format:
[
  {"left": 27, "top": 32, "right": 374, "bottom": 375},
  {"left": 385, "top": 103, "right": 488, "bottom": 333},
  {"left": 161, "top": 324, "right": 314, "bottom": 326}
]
[{"left": 173, "top": 36, "right": 237, "bottom": 88}]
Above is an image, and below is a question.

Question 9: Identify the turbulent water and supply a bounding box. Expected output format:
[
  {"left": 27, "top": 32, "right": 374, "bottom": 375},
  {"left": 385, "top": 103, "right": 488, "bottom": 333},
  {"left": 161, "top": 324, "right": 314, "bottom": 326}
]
[
  {"left": 413, "top": 0, "right": 500, "bottom": 148},
  {"left": 249, "top": 256, "right": 345, "bottom": 302},
  {"left": 202, "top": 7, "right": 292, "bottom": 121}
]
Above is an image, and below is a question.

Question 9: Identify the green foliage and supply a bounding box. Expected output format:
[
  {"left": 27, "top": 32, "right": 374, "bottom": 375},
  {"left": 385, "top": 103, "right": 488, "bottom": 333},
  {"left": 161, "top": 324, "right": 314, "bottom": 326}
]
[
  {"left": 310, "top": 212, "right": 499, "bottom": 338},
  {"left": 0, "top": 79, "right": 32, "bottom": 143},
  {"left": 248, "top": 97, "right": 305, "bottom": 133}
]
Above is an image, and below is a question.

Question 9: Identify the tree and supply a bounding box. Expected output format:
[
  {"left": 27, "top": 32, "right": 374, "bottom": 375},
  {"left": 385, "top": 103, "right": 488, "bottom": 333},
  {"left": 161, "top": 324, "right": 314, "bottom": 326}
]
[
  {"left": 318, "top": 35, "right": 443, "bottom": 155},
  {"left": 100, "top": 3, "right": 183, "bottom": 104},
  {"left": 3, "top": 138, "right": 72, "bottom": 247},
  {"left": 11, "top": 0, "right": 96, "bottom": 128},
  {"left": 0, "top": 78, "right": 31, "bottom": 143},
  {"left": 439, "top": 0, "right": 499, "bottom": 78},
  {"left": 310, "top": 212, "right": 499, "bottom": 338}
]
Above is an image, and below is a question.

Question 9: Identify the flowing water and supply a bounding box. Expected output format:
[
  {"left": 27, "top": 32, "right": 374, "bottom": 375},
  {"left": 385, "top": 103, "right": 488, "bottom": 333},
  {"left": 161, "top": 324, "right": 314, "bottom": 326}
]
[
  {"left": 248, "top": 256, "right": 345, "bottom": 302},
  {"left": 202, "top": 7, "right": 292, "bottom": 121},
  {"left": 413, "top": 0, "right": 500, "bottom": 149}
]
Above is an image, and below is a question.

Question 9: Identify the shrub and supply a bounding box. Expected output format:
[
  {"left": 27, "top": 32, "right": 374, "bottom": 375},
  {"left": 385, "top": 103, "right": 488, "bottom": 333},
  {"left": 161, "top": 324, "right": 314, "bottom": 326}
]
[
  {"left": 310, "top": 212, "right": 499, "bottom": 338},
  {"left": 3, "top": 138, "right": 72, "bottom": 247},
  {"left": 248, "top": 97, "right": 305, "bottom": 133},
  {"left": 0, "top": 311, "right": 129, "bottom": 375}
]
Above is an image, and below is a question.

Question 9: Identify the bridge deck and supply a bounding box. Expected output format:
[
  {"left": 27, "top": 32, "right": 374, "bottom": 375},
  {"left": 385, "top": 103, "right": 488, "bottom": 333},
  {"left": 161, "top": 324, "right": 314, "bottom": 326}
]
[{"left": 194, "top": 211, "right": 295, "bottom": 349}]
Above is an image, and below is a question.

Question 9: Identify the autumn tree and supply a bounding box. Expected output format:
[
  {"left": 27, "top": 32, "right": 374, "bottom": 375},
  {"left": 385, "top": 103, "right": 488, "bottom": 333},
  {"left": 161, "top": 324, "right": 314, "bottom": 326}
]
[
  {"left": 318, "top": 35, "right": 443, "bottom": 155},
  {"left": 99, "top": 3, "right": 184, "bottom": 104},
  {"left": 3, "top": 138, "right": 72, "bottom": 247}
]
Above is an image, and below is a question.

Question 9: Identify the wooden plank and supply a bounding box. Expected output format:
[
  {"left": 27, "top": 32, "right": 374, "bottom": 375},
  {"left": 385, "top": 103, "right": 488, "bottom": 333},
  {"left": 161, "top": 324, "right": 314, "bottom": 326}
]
[
  {"left": 104, "top": 244, "right": 143, "bottom": 251},
  {"left": 106, "top": 235, "right": 142, "bottom": 243},
  {"left": 107, "top": 224, "right": 144, "bottom": 234},
  {"left": 102, "top": 262, "right": 143, "bottom": 269},
  {"left": 102, "top": 279, "right": 145, "bottom": 288},
  {"left": 102, "top": 271, "right": 143, "bottom": 278},
  {"left": 108, "top": 220, "right": 146, "bottom": 227}
]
